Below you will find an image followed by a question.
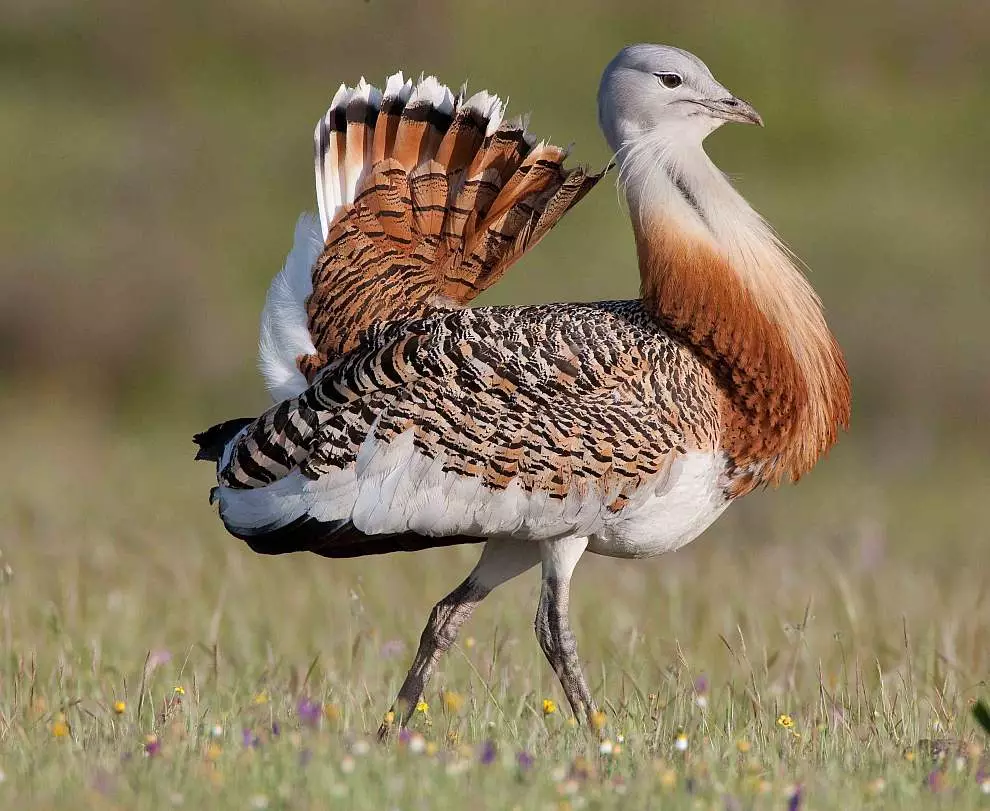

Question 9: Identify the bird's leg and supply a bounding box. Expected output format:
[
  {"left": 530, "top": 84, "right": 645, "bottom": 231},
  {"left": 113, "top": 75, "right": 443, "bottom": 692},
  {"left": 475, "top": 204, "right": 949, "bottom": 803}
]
[
  {"left": 534, "top": 536, "right": 597, "bottom": 725},
  {"left": 383, "top": 578, "right": 482, "bottom": 732},
  {"left": 378, "top": 539, "right": 540, "bottom": 741}
]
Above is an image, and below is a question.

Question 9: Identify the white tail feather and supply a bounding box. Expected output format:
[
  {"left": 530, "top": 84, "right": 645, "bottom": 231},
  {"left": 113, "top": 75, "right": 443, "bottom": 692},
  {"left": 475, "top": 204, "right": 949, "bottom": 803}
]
[
  {"left": 315, "top": 84, "right": 351, "bottom": 238},
  {"left": 258, "top": 214, "right": 323, "bottom": 401}
]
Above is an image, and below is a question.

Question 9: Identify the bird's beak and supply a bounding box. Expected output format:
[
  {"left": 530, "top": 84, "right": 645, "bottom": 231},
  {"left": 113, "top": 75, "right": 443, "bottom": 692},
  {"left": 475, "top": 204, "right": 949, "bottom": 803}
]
[{"left": 699, "top": 96, "right": 764, "bottom": 127}]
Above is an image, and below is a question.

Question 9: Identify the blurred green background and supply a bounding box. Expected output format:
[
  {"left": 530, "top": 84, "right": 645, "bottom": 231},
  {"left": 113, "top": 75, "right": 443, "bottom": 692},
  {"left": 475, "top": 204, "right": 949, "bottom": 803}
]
[
  {"left": 1, "top": 6, "right": 989, "bottom": 803},
  {"left": 1, "top": 0, "right": 988, "bottom": 540}
]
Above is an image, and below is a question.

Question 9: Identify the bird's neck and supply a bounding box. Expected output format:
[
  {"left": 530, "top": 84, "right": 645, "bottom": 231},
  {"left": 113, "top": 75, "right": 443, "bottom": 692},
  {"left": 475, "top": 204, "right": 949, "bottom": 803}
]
[{"left": 619, "top": 136, "right": 850, "bottom": 492}]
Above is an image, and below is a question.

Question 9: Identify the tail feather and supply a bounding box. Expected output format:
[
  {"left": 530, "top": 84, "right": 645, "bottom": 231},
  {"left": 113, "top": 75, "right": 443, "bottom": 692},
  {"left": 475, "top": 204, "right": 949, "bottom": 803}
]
[
  {"left": 391, "top": 76, "right": 455, "bottom": 171},
  {"left": 342, "top": 79, "right": 381, "bottom": 204},
  {"left": 315, "top": 84, "right": 352, "bottom": 236},
  {"left": 434, "top": 92, "right": 492, "bottom": 170},
  {"left": 408, "top": 160, "right": 449, "bottom": 239},
  {"left": 261, "top": 72, "right": 609, "bottom": 397},
  {"left": 371, "top": 72, "right": 413, "bottom": 164}
]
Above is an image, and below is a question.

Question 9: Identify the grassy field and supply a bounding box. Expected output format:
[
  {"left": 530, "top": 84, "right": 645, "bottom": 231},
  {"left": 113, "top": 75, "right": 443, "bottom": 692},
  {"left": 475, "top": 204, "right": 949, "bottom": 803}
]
[
  {"left": 1, "top": 404, "right": 988, "bottom": 809},
  {"left": 3, "top": 0, "right": 989, "bottom": 807}
]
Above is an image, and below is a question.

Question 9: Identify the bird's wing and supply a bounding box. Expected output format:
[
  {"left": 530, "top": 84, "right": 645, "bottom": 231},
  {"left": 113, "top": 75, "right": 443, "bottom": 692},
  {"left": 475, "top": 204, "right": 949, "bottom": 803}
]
[
  {"left": 220, "top": 303, "right": 721, "bottom": 555},
  {"left": 258, "top": 73, "right": 607, "bottom": 402}
]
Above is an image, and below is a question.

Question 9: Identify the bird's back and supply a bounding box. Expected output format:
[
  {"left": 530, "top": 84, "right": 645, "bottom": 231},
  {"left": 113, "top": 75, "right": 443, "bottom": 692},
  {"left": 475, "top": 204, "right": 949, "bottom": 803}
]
[{"left": 216, "top": 301, "right": 727, "bottom": 558}]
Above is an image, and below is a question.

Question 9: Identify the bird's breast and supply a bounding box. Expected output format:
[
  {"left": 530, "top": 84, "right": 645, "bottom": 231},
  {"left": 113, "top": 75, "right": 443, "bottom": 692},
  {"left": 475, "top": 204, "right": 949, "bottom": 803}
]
[{"left": 587, "top": 450, "right": 730, "bottom": 559}]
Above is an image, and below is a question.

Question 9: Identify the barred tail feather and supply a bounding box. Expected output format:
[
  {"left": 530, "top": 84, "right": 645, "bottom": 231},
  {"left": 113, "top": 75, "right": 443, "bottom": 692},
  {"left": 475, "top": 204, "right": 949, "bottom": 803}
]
[{"left": 261, "top": 71, "right": 608, "bottom": 399}]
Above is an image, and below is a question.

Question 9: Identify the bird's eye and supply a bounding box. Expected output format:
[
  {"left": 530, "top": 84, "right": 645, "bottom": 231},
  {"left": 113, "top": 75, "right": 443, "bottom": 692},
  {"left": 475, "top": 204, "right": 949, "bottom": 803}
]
[{"left": 654, "top": 72, "right": 683, "bottom": 89}]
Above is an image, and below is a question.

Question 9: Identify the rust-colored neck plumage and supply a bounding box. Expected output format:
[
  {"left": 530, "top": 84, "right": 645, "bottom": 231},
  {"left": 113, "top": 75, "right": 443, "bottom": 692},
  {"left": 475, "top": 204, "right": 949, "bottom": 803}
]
[{"left": 633, "top": 214, "right": 850, "bottom": 493}]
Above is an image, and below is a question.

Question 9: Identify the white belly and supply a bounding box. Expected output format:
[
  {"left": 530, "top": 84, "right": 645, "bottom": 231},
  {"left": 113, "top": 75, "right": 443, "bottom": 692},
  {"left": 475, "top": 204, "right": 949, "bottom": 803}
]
[
  {"left": 588, "top": 451, "right": 729, "bottom": 559},
  {"left": 218, "top": 431, "right": 729, "bottom": 558}
]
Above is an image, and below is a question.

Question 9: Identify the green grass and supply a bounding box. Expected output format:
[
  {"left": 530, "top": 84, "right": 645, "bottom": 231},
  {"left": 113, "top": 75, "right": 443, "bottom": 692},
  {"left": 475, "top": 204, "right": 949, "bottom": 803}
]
[
  {"left": 2, "top": 2, "right": 989, "bottom": 806},
  {"left": 1, "top": 407, "right": 988, "bottom": 809}
]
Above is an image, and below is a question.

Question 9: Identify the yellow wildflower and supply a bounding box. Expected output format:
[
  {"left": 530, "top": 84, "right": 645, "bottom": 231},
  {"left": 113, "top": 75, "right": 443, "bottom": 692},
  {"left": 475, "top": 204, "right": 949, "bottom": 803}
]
[
  {"left": 464, "top": 637, "right": 476, "bottom": 649},
  {"left": 776, "top": 713, "right": 795, "bottom": 730},
  {"left": 590, "top": 710, "right": 607, "bottom": 731},
  {"left": 251, "top": 692, "right": 268, "bottom": 706},
  {"left": 674, "top": 730, "right": 688, "bottom": 752},
  {"left": 382, "top": 710, "right": 395, "bottom": 726},
  {"left": 542, "top": 698, "right": 557, "bottom": 716},
  {"left": 415, "top": 700, "right": 429, "bottom": 714},
  {"left": 173, "top": 686, "right": 186, "bottom": 697},
  {"left": 51, "top": 714, "right": 70, "bottom": 738},
  {"left": 204, "top": 742, "right": 222, "bottom": 762},
  {"left": 113, "top": 700, "right": 127, "bottom": 715},
  {"left": 442, "top": 691, "right": 465, "bottom": 713},
  {"left": 659, "top": 768, "right": 677, "bottom": 789},
  {"left": 903, "top": 748, "right": 916, "bottom": 762},
  {"left": 324, "top": 703, "right": 341, "bottom": 722},
  {"left": 736, "top": 738, "right": 751, "bottom": 754}
]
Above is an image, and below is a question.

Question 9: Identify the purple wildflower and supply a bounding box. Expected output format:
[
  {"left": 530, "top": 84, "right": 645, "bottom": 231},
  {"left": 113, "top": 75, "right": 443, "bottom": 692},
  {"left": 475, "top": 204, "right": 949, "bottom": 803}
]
[
  {"left": 787, "top": 785, "right": 803, "bottom": 811},
  {"left": 398, "top": 727, "right": 413, "bottom": 745},
  {"left": 517, "top": 751, "right": 534, "bottom": 771},
  {"left": 478, "top": 740, "right": 497, "bottom": 765},
  {"left": 147, "top": 649, "right": 172, "bottom": 669},
  {"left": 271, "top": 721, "right": 281, "bottom": 737},
  {"left": 927, "top": 770, "right": 943, "bottom": 792},
  {"left": 242, "top": 728, "right": 260, "bottom": 748},
  {"left": 694, "top": 673, "right": 709, "bottom": 695},
  {"left": 144, "top": 737, "right": 161, "bottom": 757},
  {"left": 297, "top": 697, "right": 321, "bottom": 727}
]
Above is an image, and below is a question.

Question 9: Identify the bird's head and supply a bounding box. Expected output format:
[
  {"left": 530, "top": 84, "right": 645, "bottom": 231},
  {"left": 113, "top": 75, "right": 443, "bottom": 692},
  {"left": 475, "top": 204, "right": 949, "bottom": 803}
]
[{"left": 598, "top": 44, "right": 763, "bottom": 154}]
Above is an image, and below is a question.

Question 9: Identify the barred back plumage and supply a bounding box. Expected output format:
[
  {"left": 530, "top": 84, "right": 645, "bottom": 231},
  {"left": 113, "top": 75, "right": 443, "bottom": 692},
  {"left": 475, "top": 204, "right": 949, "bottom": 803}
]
[{"left": 225, "top": 302, "right": 719, "bottom": 503}]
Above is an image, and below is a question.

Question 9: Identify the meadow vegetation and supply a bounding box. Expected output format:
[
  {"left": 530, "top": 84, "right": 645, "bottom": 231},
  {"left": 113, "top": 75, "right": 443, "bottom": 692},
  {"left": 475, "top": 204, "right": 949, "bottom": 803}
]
[{"left": 1, "top": 0, "right": 987, "bottom": 807}]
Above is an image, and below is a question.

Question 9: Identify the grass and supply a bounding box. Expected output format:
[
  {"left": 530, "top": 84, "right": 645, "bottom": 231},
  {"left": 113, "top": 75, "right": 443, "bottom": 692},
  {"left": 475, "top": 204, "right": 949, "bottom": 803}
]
[{"left": 1, "top": 405, "right": 988, "bottom": 809}]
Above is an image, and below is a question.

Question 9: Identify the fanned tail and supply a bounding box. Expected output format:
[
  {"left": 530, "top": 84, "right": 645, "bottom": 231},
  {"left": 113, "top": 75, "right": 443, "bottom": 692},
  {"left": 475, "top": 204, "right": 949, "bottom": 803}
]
[{"left": 259, "top": 72, "right": 607, "bottom": 397}]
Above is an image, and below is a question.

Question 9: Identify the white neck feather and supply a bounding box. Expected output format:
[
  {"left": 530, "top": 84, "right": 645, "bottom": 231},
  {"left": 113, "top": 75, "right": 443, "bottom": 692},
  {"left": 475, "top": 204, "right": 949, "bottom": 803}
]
[{"left": 617, "top": 131, "right": 836, "bottom": 389}]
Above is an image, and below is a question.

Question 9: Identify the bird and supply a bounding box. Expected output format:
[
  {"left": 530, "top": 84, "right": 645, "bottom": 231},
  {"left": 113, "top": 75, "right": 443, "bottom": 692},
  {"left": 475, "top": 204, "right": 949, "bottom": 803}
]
[{"left": 194, "top": 44, "right": 850, "bottom": 737}]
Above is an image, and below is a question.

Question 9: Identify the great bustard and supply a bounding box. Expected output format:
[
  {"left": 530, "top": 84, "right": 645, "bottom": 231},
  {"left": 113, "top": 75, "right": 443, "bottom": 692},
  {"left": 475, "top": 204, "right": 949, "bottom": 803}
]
[{"left": 195, "top": 44, "right": 850, "bottom": 735}]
